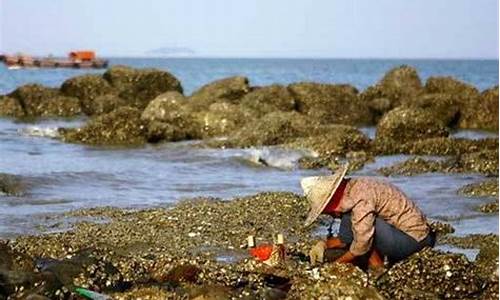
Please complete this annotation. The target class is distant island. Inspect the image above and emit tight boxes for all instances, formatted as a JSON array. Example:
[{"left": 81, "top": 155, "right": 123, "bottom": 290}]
[{"left": 145, "top": 47, "right": 196, "bottom": 57}]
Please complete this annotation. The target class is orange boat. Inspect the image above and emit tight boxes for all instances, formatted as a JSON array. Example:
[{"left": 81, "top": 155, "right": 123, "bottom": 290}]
[{"left": 0, "top": 51, "right": 108, "bottom": 69}]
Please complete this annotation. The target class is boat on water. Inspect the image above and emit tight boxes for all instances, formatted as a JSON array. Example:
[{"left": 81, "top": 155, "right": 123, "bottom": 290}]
[{"left": 0, "top": 51, "right": 108, "bottom": 69}]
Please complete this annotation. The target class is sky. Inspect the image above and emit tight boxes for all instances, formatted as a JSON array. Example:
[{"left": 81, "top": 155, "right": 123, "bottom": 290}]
[{"left": 0, "top": 0, "right": 498, "bottom": 58}]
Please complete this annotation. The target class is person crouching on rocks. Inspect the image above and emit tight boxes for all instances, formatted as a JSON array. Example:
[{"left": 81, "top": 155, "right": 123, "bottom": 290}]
[{"left": 302, "top": 164, "right": 435, "bottom": 270}]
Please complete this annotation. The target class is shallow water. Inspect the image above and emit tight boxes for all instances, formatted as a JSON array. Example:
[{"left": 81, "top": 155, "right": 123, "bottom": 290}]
[
  {"left": 0, "top": 58, "right": 498, "bottom": 242},
  {"left": 0, "top": 117, "right": 497, "bottom": 239}
]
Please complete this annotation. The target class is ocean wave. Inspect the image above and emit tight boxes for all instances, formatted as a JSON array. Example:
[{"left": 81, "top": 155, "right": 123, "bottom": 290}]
[{"left": 242, "top": 147, "right": 315, "bottom": 169}]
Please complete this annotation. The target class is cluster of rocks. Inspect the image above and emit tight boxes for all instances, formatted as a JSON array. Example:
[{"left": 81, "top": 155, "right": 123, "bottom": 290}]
[
  {"left": 0, "top": 66, "right": 497, "bottom": 188},
  {"left": 0, "top": 66, "right": 497, "bottom": 156},
  {"left": 0, "top": 66, "right": 182, "bottom": 119},
  {"left": 1, "top": 191, "right": 496, "bottom": 299}
]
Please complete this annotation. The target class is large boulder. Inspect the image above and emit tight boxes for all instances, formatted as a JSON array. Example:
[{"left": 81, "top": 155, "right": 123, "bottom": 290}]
[
  {"left": 102, "top": 65, "right": 138, "bottom": 92},
  {"left": 192, "top": 102, "right": 255, "bottom": 138},
  {"left": 61, "top": 107, "right": 147, "bottom": 145},
  {"left": 360, "top": 65, "right": 423, "bottom": 119},
  {"left": 0, "top": 173, "right": 27, "bottom": 196},
  {"left": 375, "top": 107, "right": 449, "bottom": 144},
  {"left": 379, "top": 65, "right": 422, "bottom": 95},
  {"left": 60, "top": 74, "right": 114, "bottom": 115},
  {"left": 141, "top": 91, "right": 188, "bottom": 123},
  {"left": 240, "top": 84, "right": 297, "bottom": 116},
  {"left": 226, "top": 111, "right": 317, "bottom": 147},
  {"left": 91, "top": 94, "right": 128, "bottom": 116},
  {"left": 290, "top": 125, "right": 371, "bottom": 157},
  {"left": 289, "top": 82, "right": 372, "bottom": 125},
  {"left": 0, "top": 96, "right": 25, "bottom": 118},
  {"left": 35, "top": 95, "right": 82, "bottom": 117},
  {"left": 405, "top": 93, "right": 460, "bottom": 126},
  {"left": 9, "top": 84, "right": 82, "bottom": 117},
  {"left": 425, "top": 76, "right": 478, "bottom": 95},
  {"left": 424, "top": 76, "right": 495, "bottom": 130},
  {"left": 459, "top": 86, "right": 498, "bottom": 130},
  {"left": 141, "top": 92, "right": 199, "bottom": 142},
  {"left": 116, "top": 68, "right": 183, "bottom": 109},
  {"left": 188, "top": 76, "right": 250, "bottom": 110}
]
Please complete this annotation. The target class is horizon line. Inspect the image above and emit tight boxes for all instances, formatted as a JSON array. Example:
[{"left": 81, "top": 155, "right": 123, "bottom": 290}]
[
  {"left": 1, "top": 51, "right": 498, "bottom": 61},
  {"left": 105, "top": 55, "right": 500, "bottom": 61}
]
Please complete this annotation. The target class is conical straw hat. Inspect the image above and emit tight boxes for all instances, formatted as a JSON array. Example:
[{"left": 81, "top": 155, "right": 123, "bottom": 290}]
[{"left": 301, "top": 164, "right": 349, "bottom": 227}]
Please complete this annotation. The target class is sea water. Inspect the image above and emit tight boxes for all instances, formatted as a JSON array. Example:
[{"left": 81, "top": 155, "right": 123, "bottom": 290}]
[{"left": 0, "top": 58, "right": 497, "bottom": 239}]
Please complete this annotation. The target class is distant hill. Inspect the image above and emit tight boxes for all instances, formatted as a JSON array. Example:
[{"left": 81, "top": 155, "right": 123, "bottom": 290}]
[{"left": 145, "top": 47, "right": 196, "bottom": 57}]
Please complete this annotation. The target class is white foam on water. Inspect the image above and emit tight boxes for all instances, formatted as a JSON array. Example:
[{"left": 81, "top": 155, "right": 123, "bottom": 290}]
[
  {"left": 243, "top": 147, "right": 316, "bottom": 170},
  {"left": 18, "top": 126, "right": 60, "bottom": 138}
]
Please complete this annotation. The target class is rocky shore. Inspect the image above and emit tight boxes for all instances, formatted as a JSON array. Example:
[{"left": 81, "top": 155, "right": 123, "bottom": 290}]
[
  {"left": 1, "top": 65, "right": 498, "bottom": 172},
  {"left": 0, "top": 65, "right": 498, "bottom": 299},
  {"left": 1, "top": 192, "right": 498, "bottom": 299}
]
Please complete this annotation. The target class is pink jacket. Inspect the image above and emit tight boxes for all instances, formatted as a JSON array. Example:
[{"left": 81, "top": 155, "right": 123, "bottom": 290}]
[{"left": 337, "top": 177, "right": 430, "bottom": 256}]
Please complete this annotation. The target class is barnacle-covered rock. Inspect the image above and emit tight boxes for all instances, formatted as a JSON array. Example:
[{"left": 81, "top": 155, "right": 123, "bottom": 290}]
[
  {"left": 289, "top": 82, "right": 373, "bottom": 125},
  {"left": 456, "top": 149, "right": 499, "bottom": 175},
  {"left": 458, "top": 179, "right": 498, "bottom": 197},
  {"left": 240, "top": 84, "right": 297, "bottom": 116},
  {"left": 0, "top": 173, "right": 27, "bottom": 196},
  {"left": 37, "top": 96, "right": 82, "bottom": 117},
  {"left": 110, "top": 286, "right": 176, "bottom": 300},
  {"left": 12, "top": 191, "right": 310, "bottom": 261},
  {"left": 379, "top": 65, "right": 423, "bottom": 96},
  {"left": 60, "top": 74, "right": 115, "bottom": 115},
  {"left": 424, "top": 76, "right": 494, "bottom": 130},
  {"left": 375, "top": 107, "right": 449, "bottom": 145},
  {"left": 287, "top": 263, "right": 382, "bottom": 299},
  {"left": 438, "top": 234, "right": 499, "bottom": 285},
  {"left": 360, "top": 65, "right": 423, "bottom": 119},
  {"left": 476, "top": 201, "right": 499, "bottom": 213},
  {"left": 141, "top": 92, "right": 200, "bottom": 141},
  {"left": 192, "top": 102, "right": 256, "bottom": 138},
  {"left": 0, "top": 95, "right": 25, "bottom": 117},
  {"left": 116, "top": 68, "right": 183, "bottom": 109},
  {"left": 88, "top": 94, "right": 127, "bottom": 115},
  {"left": 189, "top": 76, "right": 250, "bottom": 110},
  {"left": 377, "top": 248, "right": 482, "bottom": 299},
  {"left": 61, "top": 107, "right": 147, "bottom": 145},
  {"left": 378, "top": 157, "right": 449, "bottom": 176},
  {"left": 425, "top": 76, "right": 477, "bottom": 95},
  {"left": 455, "top": 85, "right": 499, "bottom": 130},
  {"left": 102, "top": 65, "right": 138, "bottom": 92},
  {"left": 428, "top": 221, "right": 455, "bottom": 236},
  {"left": 290, "top": 125, "right": 371, "bottom": 157},
  {"left": 9, "top": 84, "right": 58, "bottom": 113},
  {"left": 375, "top": 137, "right": 498, "bottom": 156},
  {"left": 141, "top": 91, "right": 187, "bottom": 123},
  {"left": 469, "top": 86, "right": 499, "bottom": 130},
  {"left": 473, "top": 235, "right": 499, "bottom": 281},
  {"left": 0, "top": 241, "right": 50, "bottom": 298},
  {"left": 8, "top": 84, "right": 82, "bottom": 117},
  {"left": 145, "top": 121, "right": 189, "bottom": 143},
  {"left": 223, "top": 111, "right": 317, "bottom": 147},
  {"left": 378, "top": 150, "right": 499, "bottom": 176},
  {"left": 404, "top": 93, "right": 460, "bottom": 126}
]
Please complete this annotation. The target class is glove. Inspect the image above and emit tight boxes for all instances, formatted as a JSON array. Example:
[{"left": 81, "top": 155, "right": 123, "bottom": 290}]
[{"left": 309, "top": 240, "right": 326, "bottom": 265}]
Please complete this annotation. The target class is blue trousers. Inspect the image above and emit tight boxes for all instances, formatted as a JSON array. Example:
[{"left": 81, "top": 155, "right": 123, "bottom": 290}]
[{"left": 338, "top": 213, "right": 435, "bottom": 263}]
